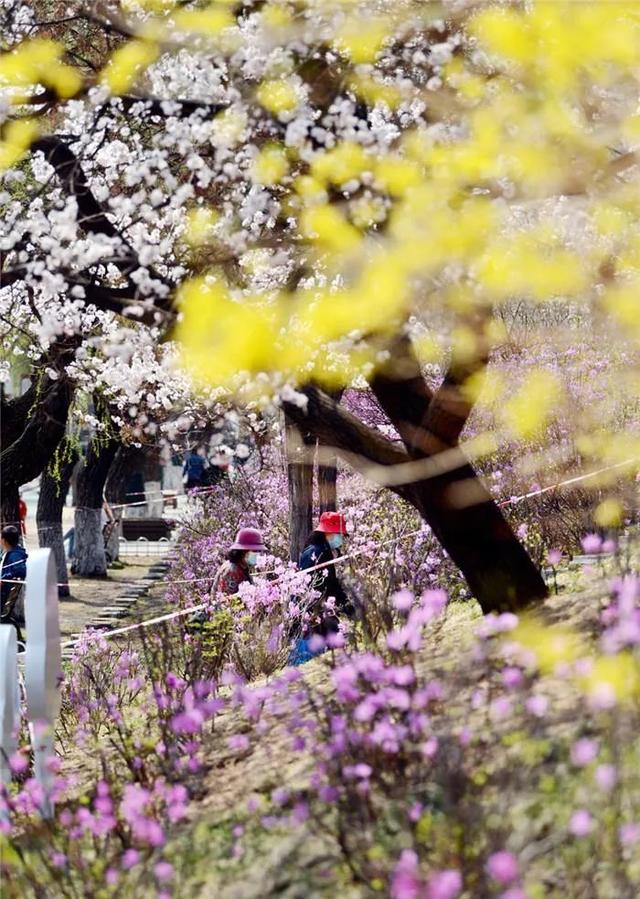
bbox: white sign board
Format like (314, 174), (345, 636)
(25, 548), (62, 817)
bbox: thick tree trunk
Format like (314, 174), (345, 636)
(1, 362), (75, 531)
(1, 483), (20, 532)
(74, 436), (119, 577)
(74, 508), (107, 577)
(285, 415), (314, 562)
(37, 450), (78, 597)
(105, 445), (146, 562)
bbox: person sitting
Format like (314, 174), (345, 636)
(291, 511), (353, 665)
(212, 528), (267, 596)
(0, 524), (28, 642)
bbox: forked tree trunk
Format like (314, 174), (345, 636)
(37, 449), (78, 597)
(285, 415), (314, 562)
(74, 437), (119, 577)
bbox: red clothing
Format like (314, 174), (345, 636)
(18, 498), (27, 536)
(213, 560), (250, 596)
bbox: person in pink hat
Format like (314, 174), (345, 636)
(212, 527), (266, 596)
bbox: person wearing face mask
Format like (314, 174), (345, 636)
(290, 512), (354, 665)
(212, 527), (266, 597)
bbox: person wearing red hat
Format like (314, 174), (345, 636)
(212, 527), (266, 596)
(290, 512), (353, 665)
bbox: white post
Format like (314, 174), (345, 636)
(0, 625), (19, 796)
(24, 548), (61, 819)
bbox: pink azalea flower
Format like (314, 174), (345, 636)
(525, 695), (548, 717)
(570, 738), (598, 767)
(569, 810), (594, 837)
(486, 851), (519, 884)
(619, 823), (640, 846)
(392, 589), (414, 612)
(581, 534), (603, 554)
(595, 764), (617, 792)
(426, 868), (463, 899)
(154, 861), (174, 883)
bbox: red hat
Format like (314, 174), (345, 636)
(316, 511), (348, 535)
(231, 527), (266, 552)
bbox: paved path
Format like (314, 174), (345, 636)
(56, 557), (169, 642)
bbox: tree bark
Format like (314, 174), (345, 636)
(318, 452), (338, 514)
(105, 445), (146, 562)
(74, 436), (119, 577)
(1, 349), (76, 530)
(285, 414), (314, 562)
(37, 449), (78, 597)
(1, 483), (20, 532)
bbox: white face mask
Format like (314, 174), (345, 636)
(328, 534), (343, 551)
(246, 551), (259, 567)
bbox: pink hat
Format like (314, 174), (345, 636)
(231, 527), (266, 552)
(316, 512), (348, 535)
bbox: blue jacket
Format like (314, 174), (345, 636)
(0, 546), (28, 607)
(183, 453), (205, 482)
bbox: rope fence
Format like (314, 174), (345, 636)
(4, 456), (639, 655)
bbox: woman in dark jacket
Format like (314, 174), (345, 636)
(291, 512), (352, 665)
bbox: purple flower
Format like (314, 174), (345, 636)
(227, 734), (250, 753)
(595, 764), (617, 792)
(9, 752), (28, 775)
(547, 549), (562, 566)
(122, 849), (140, 870)
(525, 695), (548, 717)
(392, 589), (414, 612)
(501, 890), (529, 899)
(501, 667), (524, 689)
(390, 849), (420, 899)
(486, 851), (518, 884)
(581, 534), (603, 554)
(569, 810), (594, 837)
(620, 823), (640, 846)
(426, 868), (462, 899)
(271, 788), (290, 806)
(171, 708), (204, 734)
(421, 737), (438, 759)
(154, 861), (174, 883)
(307, 634), (326, 653)
(570, 738), (598, 767)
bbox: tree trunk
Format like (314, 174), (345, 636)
(74, 508), (108, 577)
(1, 483), (20, 532)
(106, 445), (146, 562)
(1, 363), (75, 532)
(285, 415), (314, 562)
(37, 449), (78, 597)
(317, 389), (343, 514)
(317, 449), (338, 514)
(74, 436), (119, 577)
